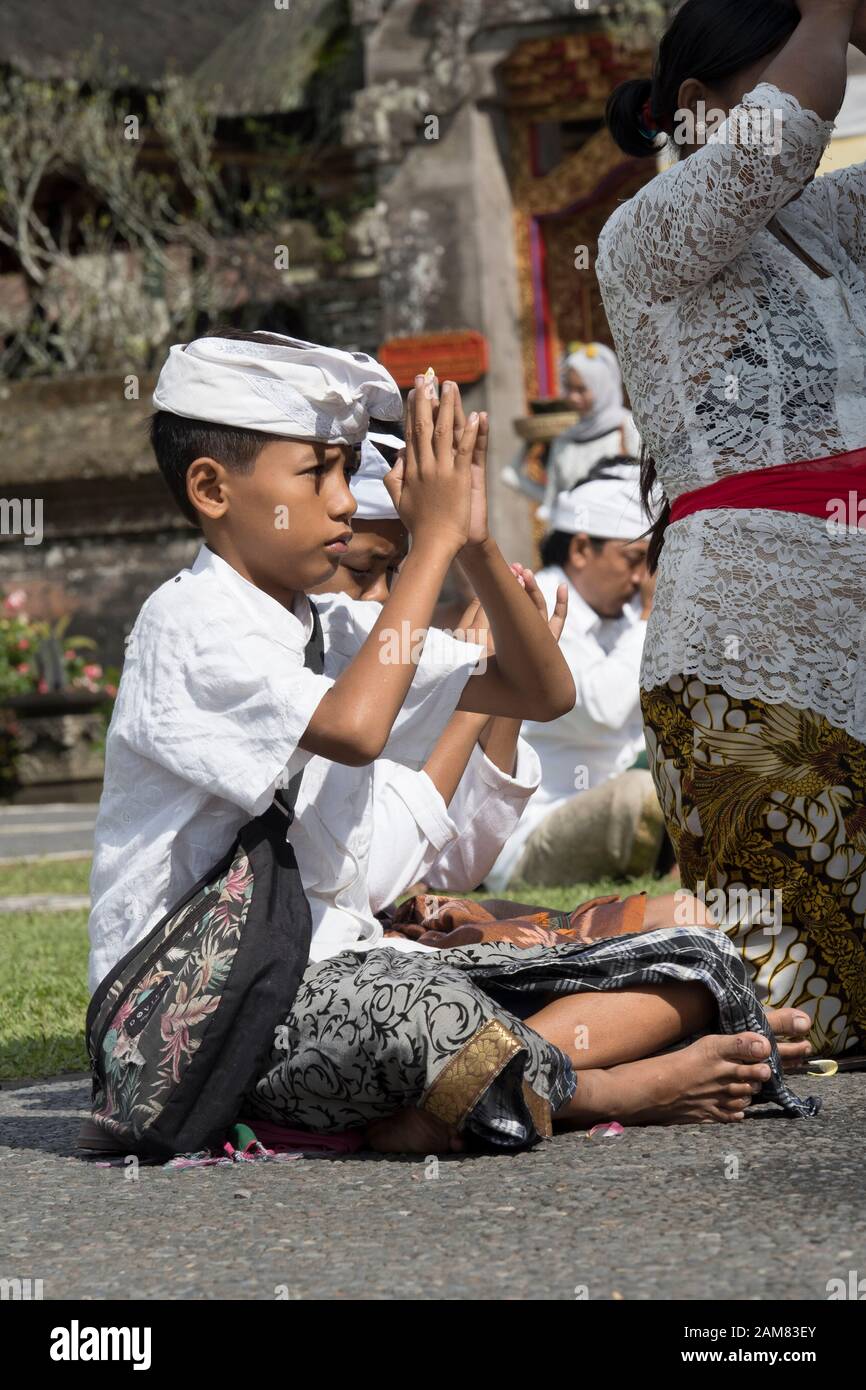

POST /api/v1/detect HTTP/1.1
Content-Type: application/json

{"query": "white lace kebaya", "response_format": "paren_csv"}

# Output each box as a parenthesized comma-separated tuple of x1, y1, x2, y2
(597, 82, 866, 741)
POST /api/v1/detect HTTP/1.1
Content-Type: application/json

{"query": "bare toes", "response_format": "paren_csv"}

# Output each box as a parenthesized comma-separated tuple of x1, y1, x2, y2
(765, 1007, 811, 1037)
(733, 1062, 772, 1084)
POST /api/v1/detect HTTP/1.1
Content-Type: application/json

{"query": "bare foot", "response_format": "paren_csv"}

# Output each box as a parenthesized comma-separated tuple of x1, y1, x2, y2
(765, 1006, 812, 1071)
(365, 1106, 466, 1154)
(557, 1032, 775, 1127)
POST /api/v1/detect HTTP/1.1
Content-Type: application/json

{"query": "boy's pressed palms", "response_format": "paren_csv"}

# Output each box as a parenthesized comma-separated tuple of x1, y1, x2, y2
(448, 389, 490, 549)
(386, 379, 475, 554)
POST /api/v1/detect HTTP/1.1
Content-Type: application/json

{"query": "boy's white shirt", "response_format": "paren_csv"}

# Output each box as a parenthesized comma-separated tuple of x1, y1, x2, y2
(315, 593, 542, 898)
(485, 563, 647, 891)
(87, 544, 529, 994)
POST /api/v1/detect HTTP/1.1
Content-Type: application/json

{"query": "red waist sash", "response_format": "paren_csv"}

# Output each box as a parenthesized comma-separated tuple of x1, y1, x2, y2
(669, 445, 866, 527)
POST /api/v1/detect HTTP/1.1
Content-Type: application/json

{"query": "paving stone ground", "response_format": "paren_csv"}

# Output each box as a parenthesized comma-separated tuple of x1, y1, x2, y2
(1, 1072, 863, 1301)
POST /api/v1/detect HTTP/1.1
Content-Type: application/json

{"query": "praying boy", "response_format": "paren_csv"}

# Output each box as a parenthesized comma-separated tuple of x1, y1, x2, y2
(87, 330, 814, 1155)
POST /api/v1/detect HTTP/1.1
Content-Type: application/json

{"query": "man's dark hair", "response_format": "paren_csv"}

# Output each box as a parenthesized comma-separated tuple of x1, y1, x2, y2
(149, 327, 294, 528)
(538, 454, 640, 567)
(538, 530, 607, 569)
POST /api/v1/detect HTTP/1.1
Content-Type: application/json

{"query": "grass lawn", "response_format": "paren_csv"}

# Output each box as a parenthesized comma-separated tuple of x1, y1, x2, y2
(0, 856, 92, 898)
(0, 857, 677, 1083)
(1, 908, 91, 1082)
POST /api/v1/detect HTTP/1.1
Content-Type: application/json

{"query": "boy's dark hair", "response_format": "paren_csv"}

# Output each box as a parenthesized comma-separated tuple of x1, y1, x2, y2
(150, 328, 295, 528)
(538, 454, 640, 568)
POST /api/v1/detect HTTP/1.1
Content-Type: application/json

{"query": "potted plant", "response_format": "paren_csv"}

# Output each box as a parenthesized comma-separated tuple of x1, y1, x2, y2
(0, 588, 118, 800)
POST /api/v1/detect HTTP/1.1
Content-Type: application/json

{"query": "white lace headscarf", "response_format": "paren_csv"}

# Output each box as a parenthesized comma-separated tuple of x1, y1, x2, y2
(559, 343, 630, 443)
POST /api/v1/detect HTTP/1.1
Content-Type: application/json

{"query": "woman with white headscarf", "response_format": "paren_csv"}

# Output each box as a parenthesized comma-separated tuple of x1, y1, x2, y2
(538, 343, 642, 522)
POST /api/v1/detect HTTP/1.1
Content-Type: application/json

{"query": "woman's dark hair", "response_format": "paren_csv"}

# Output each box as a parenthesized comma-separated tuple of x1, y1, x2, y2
(605, 0, 798, 159)
(605, 0, 800, 567)
(149, 327, 299, 527)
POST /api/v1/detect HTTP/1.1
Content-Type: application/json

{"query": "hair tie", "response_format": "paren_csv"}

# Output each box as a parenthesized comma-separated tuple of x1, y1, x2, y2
(639, 96, 660, 139)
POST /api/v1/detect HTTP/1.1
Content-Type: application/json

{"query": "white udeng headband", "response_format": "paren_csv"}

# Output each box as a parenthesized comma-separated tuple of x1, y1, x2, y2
(152, 333, 403, 445)
(549, 475, 652, 540)
(350, 435, 404, 521)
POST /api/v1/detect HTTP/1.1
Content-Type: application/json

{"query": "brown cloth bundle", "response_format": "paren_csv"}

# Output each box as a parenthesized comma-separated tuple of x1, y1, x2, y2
(378, 890, 648, 950)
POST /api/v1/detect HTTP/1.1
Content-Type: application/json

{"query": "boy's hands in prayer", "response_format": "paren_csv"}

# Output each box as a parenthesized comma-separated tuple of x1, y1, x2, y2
(508, 562, 568, 645)
(449, 388, 489, 550)
(453, 563, 567, 657)
(384, 377, 477, 558)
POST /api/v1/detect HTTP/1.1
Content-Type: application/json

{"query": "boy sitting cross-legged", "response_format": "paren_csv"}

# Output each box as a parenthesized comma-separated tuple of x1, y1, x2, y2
(87, 329, 815, 1155)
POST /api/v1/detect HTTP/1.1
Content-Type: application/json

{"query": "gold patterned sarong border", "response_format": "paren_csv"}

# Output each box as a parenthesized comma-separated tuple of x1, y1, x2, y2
(520, 1076, 553, 1138)
(420, 1018, 552, 1137)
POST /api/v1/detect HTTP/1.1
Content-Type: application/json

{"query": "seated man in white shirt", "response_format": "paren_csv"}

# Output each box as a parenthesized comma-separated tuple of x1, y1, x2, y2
(487, 459, 668, 892)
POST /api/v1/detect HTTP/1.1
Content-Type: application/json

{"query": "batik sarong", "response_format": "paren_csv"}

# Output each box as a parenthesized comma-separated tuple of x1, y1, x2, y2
(641, 674, 866, 1055)
(246, 927, 819, 1152)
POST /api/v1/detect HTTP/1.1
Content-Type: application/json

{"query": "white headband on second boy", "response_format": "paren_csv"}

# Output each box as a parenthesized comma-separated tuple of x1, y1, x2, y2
(549, 472, 652, 541)
(153, 333, 403, 445)
(350, 432, 405, 521)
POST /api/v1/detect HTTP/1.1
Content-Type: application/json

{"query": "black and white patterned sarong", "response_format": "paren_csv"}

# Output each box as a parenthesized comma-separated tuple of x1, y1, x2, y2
(246, 927, 820, 1150)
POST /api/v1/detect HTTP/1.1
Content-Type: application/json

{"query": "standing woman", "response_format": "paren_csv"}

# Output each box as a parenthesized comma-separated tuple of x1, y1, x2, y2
(598, 0, 866, 1056)
(537, 343, 642, 521)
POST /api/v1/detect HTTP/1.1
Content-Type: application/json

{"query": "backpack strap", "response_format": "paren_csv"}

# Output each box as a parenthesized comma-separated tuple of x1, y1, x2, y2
(273, 598, 325, 825)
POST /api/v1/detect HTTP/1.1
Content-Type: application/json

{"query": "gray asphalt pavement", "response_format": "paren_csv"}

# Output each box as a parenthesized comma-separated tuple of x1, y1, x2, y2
(1, 1073, 863, 1301)
(0, 804, 96, 861)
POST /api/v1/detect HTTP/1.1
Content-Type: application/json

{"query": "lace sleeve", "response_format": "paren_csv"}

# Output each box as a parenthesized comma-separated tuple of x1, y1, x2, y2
(819, 160, 866, 271)
(597, 82, 835, 299)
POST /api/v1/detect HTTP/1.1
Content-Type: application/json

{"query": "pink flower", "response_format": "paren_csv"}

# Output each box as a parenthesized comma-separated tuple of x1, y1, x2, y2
(83, 663, 102, 679)
(105, 683, 117, 698)
(17, 638, 29, 651)
(64, 648, 76, 661)
(16, 662, 30, 674)
(3, 589, 26, 613)
(37, 678, 49, 694)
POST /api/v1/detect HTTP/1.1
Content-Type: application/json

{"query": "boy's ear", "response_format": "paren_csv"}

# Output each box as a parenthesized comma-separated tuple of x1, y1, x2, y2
(187, 456, 229, 519)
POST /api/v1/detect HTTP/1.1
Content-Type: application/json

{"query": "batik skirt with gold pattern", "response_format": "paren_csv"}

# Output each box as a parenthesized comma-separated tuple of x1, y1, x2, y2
(641, 675, 866, 1055)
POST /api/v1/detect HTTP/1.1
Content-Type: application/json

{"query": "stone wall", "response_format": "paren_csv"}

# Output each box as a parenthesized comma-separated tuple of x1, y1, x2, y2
(0, 372, 199, 667)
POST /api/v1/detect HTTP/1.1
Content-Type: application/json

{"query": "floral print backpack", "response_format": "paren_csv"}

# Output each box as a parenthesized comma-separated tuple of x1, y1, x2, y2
(83, 601, 324, 1159)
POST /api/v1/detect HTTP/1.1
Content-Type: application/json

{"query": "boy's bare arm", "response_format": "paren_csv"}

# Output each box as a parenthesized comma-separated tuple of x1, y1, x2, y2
(422, 595, 521, 799)
(478, 716, 520, 779)
(299, 381, 476, 765)
(422, 709, 491, 806)
(454, 538, 574, 720)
